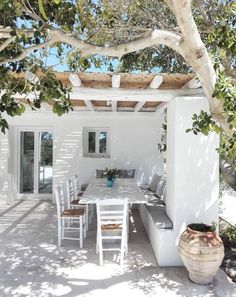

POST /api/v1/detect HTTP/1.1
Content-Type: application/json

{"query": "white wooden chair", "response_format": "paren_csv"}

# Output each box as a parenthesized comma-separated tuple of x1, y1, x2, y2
(64, 178, 87, 235)
(55, 185, 86, 248)
(96, 198, 129, 266)
(72, 175, 93, 230)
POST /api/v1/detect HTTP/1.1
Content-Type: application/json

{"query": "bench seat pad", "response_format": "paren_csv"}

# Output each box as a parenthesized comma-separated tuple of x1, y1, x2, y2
(146, 205, 173, 229)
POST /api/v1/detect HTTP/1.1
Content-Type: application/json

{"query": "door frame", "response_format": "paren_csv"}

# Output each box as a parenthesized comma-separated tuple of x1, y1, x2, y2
(16, 126, 53, 200)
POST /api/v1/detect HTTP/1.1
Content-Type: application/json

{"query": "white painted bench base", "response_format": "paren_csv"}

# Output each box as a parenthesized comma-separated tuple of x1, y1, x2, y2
(138, 204, 183, 266)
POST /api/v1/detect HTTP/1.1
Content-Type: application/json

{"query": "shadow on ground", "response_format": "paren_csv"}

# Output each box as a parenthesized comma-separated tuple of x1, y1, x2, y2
(0, 200, 234, 297)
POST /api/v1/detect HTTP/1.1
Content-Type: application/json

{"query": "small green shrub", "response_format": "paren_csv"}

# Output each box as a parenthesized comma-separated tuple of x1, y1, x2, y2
(221, 226, 236, 242)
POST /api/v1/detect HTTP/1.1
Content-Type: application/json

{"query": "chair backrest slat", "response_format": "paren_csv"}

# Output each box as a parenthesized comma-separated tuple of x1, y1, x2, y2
(97, 199, 128, 231)
(73, 174, 80, 197)
(65, 178, 76, 206)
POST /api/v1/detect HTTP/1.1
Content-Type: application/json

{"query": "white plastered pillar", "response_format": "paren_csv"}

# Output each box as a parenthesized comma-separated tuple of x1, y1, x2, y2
(163, 96, 219, 265)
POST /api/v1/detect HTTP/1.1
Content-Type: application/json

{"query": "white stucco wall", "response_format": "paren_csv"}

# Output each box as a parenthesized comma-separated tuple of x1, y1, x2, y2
(163, 96, 219, 265)
(139, 96, 220, 266)
(0, 131, 9, 203)
(166, 97, 219, 228)
(0, 111, 164, 202)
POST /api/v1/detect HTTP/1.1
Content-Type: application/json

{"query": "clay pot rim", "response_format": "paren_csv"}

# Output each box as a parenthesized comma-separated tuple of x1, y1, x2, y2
(187, 223, 216, 234)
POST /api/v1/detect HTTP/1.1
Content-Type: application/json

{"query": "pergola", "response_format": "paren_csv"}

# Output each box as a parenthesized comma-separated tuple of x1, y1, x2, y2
(16, 71, 203, 112)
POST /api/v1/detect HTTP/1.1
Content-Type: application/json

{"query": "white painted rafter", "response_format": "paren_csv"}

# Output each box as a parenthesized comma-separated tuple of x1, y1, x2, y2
(24, 70, 39, 84)
(111, 100, 117, 112)
(149, 75, 163, 89)
(84, 100, 94, 111)
(69, 73, 83, 87)
(112, 74, 121, 88)
(134, 101, 146, 112)
(181, 76, 201, 89)
(155, 102, 169, 112)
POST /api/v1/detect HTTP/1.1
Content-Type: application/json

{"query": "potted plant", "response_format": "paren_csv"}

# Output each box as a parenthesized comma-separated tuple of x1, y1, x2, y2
(178, 222, 224, 285)
(103, 167, 118, 187)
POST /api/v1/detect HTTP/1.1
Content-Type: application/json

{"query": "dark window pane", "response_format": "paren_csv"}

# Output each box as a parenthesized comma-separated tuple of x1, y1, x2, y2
(88, 132, 96, 153)
(20, 132, 34, 193)
(99, 132, 107, 153)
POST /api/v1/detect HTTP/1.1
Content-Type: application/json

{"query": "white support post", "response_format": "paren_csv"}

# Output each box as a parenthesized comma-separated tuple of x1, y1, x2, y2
(158, 96, 220, 266)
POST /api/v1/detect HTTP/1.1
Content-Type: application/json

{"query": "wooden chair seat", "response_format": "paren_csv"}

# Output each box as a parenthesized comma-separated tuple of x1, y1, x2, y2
(61, 209, 84, 217)
(101, 223, 122, 230)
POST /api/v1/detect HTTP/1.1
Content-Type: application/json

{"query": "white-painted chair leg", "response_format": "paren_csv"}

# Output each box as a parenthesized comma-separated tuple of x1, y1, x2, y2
(86, 205, 89, 231)
(120, 232, 126, 266)
(96, 228, 99, 254)
(58, 218, 62, 246)
(99, 234, 103, 266)
(83, 214, 86, 238)
(62, 218, 65, 240)
(80, 217, 83, 249)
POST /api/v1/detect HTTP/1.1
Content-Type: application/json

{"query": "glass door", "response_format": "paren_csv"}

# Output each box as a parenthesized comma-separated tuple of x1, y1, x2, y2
(38, 132, 53, 194)
(19, 129, 53, 197)
(20, 131, 35, 194)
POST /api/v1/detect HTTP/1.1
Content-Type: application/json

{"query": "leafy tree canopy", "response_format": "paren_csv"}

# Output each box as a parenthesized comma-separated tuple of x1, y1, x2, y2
(0, 0, 235, 159)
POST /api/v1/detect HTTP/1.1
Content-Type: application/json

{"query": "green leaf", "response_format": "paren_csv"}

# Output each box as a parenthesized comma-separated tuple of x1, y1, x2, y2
(19, 104, 26, 113)
(51, 0, 61, 4)
(38, 0, 48, 20)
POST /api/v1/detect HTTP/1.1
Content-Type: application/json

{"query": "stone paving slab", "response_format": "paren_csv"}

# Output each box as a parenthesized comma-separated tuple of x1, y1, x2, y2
(0, 200, 235, 297)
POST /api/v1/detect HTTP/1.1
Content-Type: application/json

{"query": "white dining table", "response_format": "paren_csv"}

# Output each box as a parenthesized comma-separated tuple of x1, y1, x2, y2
(79, 178, 148, 204)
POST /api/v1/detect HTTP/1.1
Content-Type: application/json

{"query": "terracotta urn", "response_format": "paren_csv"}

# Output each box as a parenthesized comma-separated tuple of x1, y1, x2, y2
(178, 223, 224, 285)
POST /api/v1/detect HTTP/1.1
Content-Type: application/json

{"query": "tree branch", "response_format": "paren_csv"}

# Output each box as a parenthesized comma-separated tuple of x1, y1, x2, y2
(21, 0, 43, 22)
(0, 40, 53, 65)
(51, 28, 185, 59)
(0, 27, 185, 64)
(164, 0, 234, 135)
(0, 26, 35, 39)
(0, 36, 15, 52)
(194, 0, 212, 26)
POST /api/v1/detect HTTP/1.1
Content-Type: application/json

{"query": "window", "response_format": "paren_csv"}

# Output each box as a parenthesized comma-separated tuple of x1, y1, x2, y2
(83, 128, 110, 158)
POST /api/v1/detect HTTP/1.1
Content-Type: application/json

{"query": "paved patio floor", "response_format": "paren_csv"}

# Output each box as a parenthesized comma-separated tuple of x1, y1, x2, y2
(0, 200, 235, 297)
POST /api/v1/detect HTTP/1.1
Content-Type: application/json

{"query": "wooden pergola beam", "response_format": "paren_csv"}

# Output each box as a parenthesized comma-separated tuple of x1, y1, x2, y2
(69, 87, 203, 102)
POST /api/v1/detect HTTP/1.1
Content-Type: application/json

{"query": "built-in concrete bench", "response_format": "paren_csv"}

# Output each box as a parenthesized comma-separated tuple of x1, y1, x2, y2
(145, 204, 173, 229)
(139, 191, 175, 266)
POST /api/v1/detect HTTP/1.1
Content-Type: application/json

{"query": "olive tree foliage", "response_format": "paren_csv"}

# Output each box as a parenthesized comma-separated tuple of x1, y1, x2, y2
(0, 0, 235, 159)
